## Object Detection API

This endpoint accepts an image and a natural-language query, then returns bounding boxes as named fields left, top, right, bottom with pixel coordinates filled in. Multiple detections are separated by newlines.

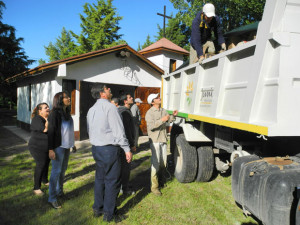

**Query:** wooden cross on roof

left=157, top=5, right=172, bottom=37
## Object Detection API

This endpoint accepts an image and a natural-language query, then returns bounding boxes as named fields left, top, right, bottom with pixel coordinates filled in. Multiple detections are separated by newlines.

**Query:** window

left=169, top=59, right=176, bottom=73
left=62, top=79, right=76, bottom=115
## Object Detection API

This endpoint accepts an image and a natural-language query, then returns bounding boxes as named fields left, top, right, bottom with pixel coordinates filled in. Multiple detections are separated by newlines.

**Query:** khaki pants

left=150, top=142, right=167, bottom=190
left=189, top=41, right=215, bottom=64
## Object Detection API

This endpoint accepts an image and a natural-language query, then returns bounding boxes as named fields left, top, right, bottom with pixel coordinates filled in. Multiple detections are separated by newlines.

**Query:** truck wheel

left=195, top=146, right=214, bottom=182
left=170, top=124, right=183, bottom=154
left=174, top=134, right=198, bottom=183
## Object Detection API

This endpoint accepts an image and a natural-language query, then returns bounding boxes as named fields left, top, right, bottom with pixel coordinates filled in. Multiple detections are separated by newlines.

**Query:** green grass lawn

left=0, top=136, right=259, bottom=225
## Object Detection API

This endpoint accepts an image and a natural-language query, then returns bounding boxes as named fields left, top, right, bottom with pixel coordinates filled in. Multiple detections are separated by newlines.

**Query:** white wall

left=65, top=54, right=162, bottom=87
left=17, top=86, right=31, bottom=124
left=146, top=54, right=165, bottom=71
left=17, top=80, right=59, bottom=124
left=144, top=50, right=185, bottom=74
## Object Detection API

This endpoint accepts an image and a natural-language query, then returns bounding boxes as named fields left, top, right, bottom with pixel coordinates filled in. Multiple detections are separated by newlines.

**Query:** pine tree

left=72, top=0, right=124, bottom=54
left=45, top=27, right=77, bottom=62
left=141, top=34, right=154, bottom=50
left=137, top=42, right=142, bottom=51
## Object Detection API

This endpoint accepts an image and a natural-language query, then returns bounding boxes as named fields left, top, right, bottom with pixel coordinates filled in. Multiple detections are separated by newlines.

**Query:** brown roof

left=139, top=38, right=189, bottom=55
left=5, top=44, right=164, bottom=83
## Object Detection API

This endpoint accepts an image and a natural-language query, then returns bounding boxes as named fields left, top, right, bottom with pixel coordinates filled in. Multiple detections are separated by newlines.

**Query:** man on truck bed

left=145, top=93, right=178, bottom=196
left=190, top=3, right=226, bottom=64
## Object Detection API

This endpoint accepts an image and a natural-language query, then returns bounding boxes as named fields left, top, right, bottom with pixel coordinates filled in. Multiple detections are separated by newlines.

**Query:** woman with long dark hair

left=28, top=103, right=50, bottom=195
left=47, top=92, right=75, bottom=209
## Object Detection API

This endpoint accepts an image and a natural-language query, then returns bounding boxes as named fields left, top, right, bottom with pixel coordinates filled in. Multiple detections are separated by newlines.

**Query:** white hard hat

left=147, top=93, right=159, bottom=104
left=203, top=3, right=215, bottom=17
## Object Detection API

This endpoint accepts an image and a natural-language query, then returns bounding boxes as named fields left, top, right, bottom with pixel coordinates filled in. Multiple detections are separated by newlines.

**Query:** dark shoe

left=122, top=188, right=135, bottom=195
left=49, top=201, right=61, bottom=209
left=93, top=210, right=103, bottom=218
left=103, top=213, right=114, bottom=222
left=57, top=192, right=64, bottom=197
left=71, top=147, right=77, bottom=153
left=103, top=214, right=125, bottom=223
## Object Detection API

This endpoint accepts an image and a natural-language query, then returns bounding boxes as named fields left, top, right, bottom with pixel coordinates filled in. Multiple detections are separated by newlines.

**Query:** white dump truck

left=162, top=0, right=300, bottom=224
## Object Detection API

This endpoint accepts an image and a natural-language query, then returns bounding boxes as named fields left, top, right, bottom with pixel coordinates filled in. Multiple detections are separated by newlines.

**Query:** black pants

left=29, top=149, right=50, bottom=190
left=120, top=149, right=131, bottom=191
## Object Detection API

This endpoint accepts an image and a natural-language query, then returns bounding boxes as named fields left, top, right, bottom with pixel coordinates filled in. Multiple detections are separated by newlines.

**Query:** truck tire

left=174, top=134, right=198, bottom=183
left=195, top=146, right=214, bottom=182
left=170, top=124, right=183, bottom=154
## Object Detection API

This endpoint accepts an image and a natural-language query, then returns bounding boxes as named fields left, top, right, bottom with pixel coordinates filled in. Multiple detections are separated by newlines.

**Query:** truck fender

left=181, top=123, right=212, bottom=142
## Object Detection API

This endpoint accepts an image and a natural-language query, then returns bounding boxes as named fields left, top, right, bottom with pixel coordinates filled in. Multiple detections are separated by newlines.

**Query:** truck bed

left=162, top=0, right=300, bottom=137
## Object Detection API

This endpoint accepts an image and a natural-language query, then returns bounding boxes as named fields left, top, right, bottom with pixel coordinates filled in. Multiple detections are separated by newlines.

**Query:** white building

left=7, top=40, right=188, bottom=139
left=139, top=37, right=189, bottom=74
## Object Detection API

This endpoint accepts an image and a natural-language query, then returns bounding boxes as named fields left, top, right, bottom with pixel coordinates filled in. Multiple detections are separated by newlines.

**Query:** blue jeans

left=48, top=147, right=70, bottom=202
left=92, top=145, right=121, bottom=219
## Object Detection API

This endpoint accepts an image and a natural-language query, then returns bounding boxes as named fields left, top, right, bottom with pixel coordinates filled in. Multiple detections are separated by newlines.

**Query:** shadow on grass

left=64, top=164, right=96, bottom=182
left=235, top=202, right=262, bottom=225
left=116, top=153, right=177, bottom=215
left=65, top=153, right=150, bottom=183
left=117, top=169, right=151, bottom=215
left=62, top=181, right=94, bottom=201
left=131, top=155, right=150, bottom=170
left=0, top=162, right=35, bottom=198
left=0, top=189, right=52, bottom=225
left=241, top=223, right=261, bottom=225
left=241, top=217, right=262, bottom=225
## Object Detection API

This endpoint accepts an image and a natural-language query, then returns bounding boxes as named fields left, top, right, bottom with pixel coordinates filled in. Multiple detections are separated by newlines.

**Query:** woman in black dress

left=28, top=103, right=50, bottom=195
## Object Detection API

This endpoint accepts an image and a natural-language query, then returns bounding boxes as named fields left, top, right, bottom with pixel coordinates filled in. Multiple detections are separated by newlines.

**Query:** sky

left=2, top=0, right=178, bottom=68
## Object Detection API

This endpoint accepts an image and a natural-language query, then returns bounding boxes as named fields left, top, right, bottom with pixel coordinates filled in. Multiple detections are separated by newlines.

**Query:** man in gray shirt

left=87, top=83, right=132, bottom=222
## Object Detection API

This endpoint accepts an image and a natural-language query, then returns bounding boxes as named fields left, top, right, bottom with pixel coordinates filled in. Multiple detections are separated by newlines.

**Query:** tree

left=38, top=59, right=46, bottom=65
left=72, top=0, right=124, bottom=54
left=137, top=42, right=142, bottom=51
left=155, top=13, right=190, bottom=51
left=0, top=1, right=34, bottom=107
left=169, top=0, right=266, bottom=33
left=140, top=34, right=154, bottom=50
left=44, top=27, right=77, bottom=62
